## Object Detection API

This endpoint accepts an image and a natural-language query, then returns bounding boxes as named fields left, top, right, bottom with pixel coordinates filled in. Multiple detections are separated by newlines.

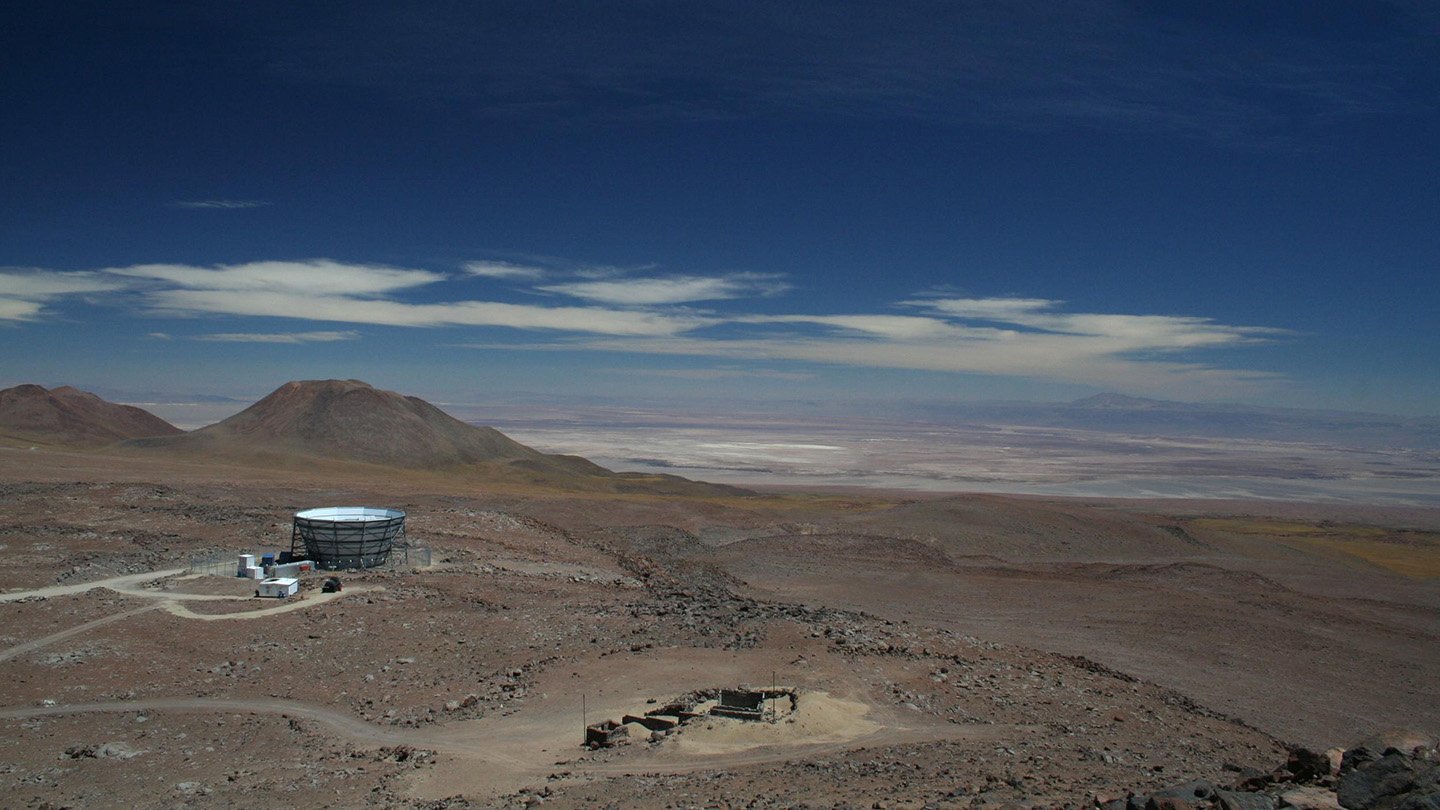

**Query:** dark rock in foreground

left=1114, top=734, right=1438, bottom=810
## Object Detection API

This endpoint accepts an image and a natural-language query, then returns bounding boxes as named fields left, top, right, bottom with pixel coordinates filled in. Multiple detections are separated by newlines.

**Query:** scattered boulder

left=1279, top=786, right=1340, bottom=810
left=1154, top=781, right=1220, bottom=802
left=1215, top=789, right=1274, bottom=810
left=1110, top=733, right=1438, bottom=810
left=173, top=781, right=212, bottom=796
left=1341, top=731, right=1439, bottom=776
left=95, top=742, right=144, bottom=760
left=1326, top=750, right=1346, bottom=778
left=1336, top=750, right=1439, bottom=810
left=61, top=741, right=145, bottom=760
left=1288, top=748, right=1335, bottom=783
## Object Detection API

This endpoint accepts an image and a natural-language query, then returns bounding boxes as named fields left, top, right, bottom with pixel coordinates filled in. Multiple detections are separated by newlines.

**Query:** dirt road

left=0, top=569, right=188, bottom=602
left=0, top=568, right=381, bottom=667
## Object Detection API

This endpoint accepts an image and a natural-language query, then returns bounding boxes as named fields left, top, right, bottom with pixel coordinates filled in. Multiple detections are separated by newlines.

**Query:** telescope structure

left=291, top=506, right=406, bottom=570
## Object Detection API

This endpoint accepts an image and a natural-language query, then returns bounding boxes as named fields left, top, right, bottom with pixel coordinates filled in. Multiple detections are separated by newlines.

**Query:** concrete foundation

left=584, top=719, right=629, bottom=748
left=623, top=713, right=679, bottom=731
left=583, top=685, right=803, bottom=748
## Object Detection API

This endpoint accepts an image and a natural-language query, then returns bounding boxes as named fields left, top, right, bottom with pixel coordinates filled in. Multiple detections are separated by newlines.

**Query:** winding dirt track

left=0, top=604, right=161, bottom=664
left=0, top=698, right=420, bottom=747
left=157, top=586, right=376, bottom=620
left=0, top=569, right=188, bottom=603
left=0, top=567, right=1035, bottom=799
left=0, top=569, right=379, bottom=667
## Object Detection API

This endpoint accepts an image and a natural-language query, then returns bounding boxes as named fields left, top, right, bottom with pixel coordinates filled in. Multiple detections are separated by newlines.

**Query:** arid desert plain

left=0, top=381, right=1436, bottom=809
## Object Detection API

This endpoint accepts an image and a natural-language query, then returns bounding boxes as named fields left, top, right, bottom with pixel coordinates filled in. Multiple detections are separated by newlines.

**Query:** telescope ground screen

left=292, top=507, right=406, bottom=570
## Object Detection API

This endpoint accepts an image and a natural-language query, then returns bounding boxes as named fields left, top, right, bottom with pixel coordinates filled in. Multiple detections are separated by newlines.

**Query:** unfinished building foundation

left=582, top=685, right=803, bottom=748
left=710, top=686, right=797, bottom=720
left=584, top=719, right=629, bottom=748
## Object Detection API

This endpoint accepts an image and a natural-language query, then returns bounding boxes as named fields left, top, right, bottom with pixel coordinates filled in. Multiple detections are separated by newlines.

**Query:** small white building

left=257, top=577, right=299, bottom=598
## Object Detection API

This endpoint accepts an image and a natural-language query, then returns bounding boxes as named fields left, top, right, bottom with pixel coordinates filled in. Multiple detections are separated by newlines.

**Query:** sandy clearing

left=669, top=692, right=879, bottom=756
left=404, top=637, right=1022, bottom=800
left=0, top=690, right=1024, bottom=802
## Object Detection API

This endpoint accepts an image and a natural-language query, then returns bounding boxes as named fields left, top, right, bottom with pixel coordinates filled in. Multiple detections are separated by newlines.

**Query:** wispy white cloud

left=519, top=295, right=1289, bottom=397
left=108, top=260, right=442, bottom=296
left=0, top=298, right=43, bottom=322
left=171, top=199, right=272, bottom=210
left=737, top=313, right=969, bottom=341
left=559, top=331, right=1283, bottom=398
left=194, top=330, right=361, bottom=344
left=0, top=268, right=130, bottom=321
left=0, top=270, right=126, bottom=298
left=146, top=287, right=713, bottom=335
left=463, top=260, right=548, bottom=280
left=909, top=297, right=1286, bottom=351
left=146, top=332, right=174, bottom=340
left=910, top=297, right=1059, bottom=321
left=6, top=260, right=719, bottom=336
left=540, top=273, right=789, bottom=304
left=3, top=259, right=1289, bottom=397
left=605, top=366, right=815, bottom=381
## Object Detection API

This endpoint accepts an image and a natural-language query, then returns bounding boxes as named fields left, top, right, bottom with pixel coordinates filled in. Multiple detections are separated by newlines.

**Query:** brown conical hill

left=179, top=378, right=561, bottom=469
left=128, top=379, right=745, bottom=495
left=0, top=384, right=183, bottom=447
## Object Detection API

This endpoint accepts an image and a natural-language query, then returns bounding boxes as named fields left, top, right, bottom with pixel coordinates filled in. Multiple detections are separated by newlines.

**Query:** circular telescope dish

left=292, top=506, right=406, bottom=570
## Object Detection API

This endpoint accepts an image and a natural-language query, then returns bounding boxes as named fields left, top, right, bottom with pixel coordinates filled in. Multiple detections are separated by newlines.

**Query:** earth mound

left=127, top=379, right=747, bottom=495
left=0, top=384, right=182, bottom=446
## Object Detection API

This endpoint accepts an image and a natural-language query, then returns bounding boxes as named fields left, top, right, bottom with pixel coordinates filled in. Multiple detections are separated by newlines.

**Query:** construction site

left=585, top=685, right=799, bottom=748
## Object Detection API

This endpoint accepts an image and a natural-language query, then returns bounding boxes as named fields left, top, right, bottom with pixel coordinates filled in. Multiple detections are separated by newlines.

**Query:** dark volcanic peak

left=0, top=384, right=182, bottom=446
left=130, top=379, right=745, bottom=494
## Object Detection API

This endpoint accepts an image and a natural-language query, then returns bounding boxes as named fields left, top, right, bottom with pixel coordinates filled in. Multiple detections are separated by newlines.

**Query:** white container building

left=258, top=578, right=299, bottom=598
left=269, top=561, right=313, bottom=579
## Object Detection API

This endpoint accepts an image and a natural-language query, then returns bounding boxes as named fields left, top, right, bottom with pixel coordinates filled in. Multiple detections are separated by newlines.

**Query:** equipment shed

left=258, top=577, right=299, bottom=598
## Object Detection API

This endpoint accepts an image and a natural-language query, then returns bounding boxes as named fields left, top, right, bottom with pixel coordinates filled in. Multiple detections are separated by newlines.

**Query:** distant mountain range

left=458, top=390, right=1440, bottom=451
left=917, top=393, right=1440, bottom=450
left=0, top=384, right=182, bottom=446
left=129, top=378, right=612, bottom=471
left=96, top=379, right=744, bottom=495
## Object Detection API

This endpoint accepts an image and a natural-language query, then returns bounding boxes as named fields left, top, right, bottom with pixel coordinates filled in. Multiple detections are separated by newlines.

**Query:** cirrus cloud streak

left=194, top=330, right=361, bottom=344
left=3, top=259, right=1290, bottom=397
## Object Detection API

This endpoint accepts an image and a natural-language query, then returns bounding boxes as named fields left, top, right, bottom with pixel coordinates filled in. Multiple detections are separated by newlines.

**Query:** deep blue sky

left=2, top=2, right=1437, bottom=415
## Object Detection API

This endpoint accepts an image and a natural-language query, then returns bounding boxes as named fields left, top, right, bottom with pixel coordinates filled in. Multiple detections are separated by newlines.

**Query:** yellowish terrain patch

left=1192, top=518, right=1440, bottom=579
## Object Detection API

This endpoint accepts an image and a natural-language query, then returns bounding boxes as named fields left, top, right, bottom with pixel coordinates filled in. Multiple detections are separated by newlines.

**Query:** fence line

left=189, top=545, right=431, bottom=575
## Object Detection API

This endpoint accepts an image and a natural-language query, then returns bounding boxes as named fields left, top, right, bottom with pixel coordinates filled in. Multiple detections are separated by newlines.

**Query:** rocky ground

left=0, top=447, right=1435, bottom=808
